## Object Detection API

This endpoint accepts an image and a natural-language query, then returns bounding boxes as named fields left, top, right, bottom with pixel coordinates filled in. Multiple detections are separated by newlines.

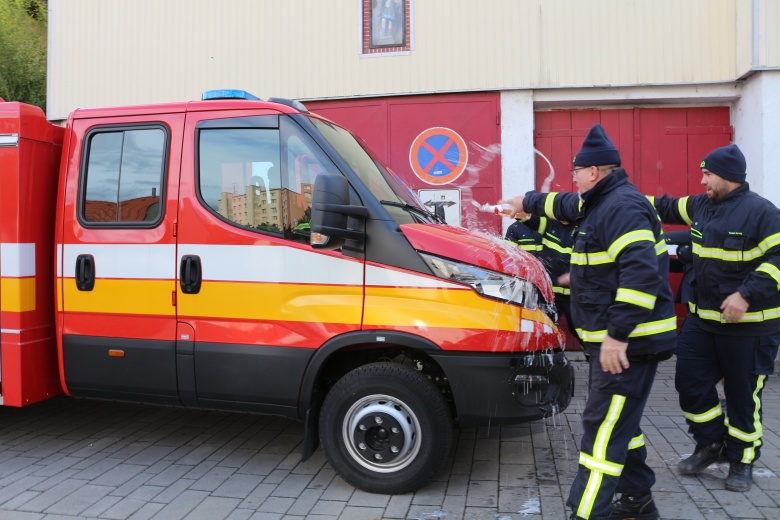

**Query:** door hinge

left=172, top=291, right=177, bottom=306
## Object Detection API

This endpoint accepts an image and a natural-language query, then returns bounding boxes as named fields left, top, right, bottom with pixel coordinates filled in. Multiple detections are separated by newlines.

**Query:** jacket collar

left=713, top=181, right=750, bottom=204
left=581, top=168, right=628, bottom=207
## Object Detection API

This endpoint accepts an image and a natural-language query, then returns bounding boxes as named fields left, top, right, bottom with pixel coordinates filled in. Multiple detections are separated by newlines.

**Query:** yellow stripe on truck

left=179, top=281, right=364, bottom=323
left=364, top=287, right=538, bottom=330
left=61, top=276, right=545, bottom=331
left=62, top=279, right=176, bottom=316
left=0, top=277, right=36, bottom=312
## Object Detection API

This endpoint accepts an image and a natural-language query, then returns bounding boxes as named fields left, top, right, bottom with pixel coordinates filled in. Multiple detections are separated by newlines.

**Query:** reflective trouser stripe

left=628, top=434, right=645, bottom=450
left=683, top=402, right=723, bottom=423
left=577, top=394, right=626, bottom=519
left=725, top=374, right=766, bottom=464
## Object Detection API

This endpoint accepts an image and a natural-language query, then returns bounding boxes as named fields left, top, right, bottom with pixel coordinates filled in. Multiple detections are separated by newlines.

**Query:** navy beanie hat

left=701, top=144, right=746, bottom=183
left=573, top=124, right=622, bottom=167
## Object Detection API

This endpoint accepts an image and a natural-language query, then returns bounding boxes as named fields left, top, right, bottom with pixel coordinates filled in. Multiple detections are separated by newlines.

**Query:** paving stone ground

left=0, top=352, right=778, bottom=519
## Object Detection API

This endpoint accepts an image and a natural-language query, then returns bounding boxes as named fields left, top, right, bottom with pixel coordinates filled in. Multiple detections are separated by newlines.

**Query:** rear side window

left=197, top=116, right=337, bottom=243
left=80, top=125, right=167, bottom=225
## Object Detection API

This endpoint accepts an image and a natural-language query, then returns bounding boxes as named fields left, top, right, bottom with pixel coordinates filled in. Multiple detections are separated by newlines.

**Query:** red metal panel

left=303, top=100, right=389, bottom=163
left=0, top=102, right=64, bottom=406
left=307, top=93, right=502, bottom=234
left=534, top=110, right=637, bottom=193
left=535, top=107, right=731, bottom=199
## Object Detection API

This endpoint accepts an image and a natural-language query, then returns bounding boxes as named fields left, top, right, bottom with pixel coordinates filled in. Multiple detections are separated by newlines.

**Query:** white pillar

left=500, top=90, right=535, bottom=235
left=734, top=70, right=780, bottom=206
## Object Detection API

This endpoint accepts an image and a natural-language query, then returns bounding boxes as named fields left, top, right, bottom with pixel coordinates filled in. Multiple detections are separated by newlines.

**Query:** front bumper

left=429, top=350, right=574, bottom=427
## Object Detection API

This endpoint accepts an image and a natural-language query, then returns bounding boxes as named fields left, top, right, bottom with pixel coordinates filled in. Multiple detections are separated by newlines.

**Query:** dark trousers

left=567, top=354, right=659, bottom=520
left=675, top=317, right=777, bottom=463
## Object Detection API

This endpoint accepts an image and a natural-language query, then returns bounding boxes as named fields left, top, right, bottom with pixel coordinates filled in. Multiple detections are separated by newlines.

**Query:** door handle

left=180, top=255, right=202, bottom=294
left=75, top=254, right=95, bottom=291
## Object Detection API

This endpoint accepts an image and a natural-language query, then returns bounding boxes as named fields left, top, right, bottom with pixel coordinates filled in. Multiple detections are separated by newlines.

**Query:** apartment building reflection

left=218, top=182, right=313, bottom=233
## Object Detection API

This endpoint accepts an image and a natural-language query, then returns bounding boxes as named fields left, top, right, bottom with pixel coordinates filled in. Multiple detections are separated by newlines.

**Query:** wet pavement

left=0, top=352, right=778, bottom=519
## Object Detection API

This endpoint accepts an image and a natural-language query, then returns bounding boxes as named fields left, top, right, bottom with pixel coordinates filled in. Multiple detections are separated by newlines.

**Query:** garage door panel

left=308, top=93, right=502, bottom=234
left=687, top=106, right=730, bottom=126
left=306, top=102, right=389, bottom=162
left=642, top=109, right=688, bottom=196
left=571, top=110, right=600, bottom=129
left=657, top=133, right=689, bottom=196
left=535, top=107, right=732, bottom=201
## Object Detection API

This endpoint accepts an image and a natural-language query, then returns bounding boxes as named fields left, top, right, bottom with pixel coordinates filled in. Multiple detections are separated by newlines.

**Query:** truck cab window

left=82, top=127, right=166, bottom=225
left=198, top=117, right=338, bottom=243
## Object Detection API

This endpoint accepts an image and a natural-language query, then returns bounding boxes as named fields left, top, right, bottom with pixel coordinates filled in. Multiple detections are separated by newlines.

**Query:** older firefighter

left=503, top=123, right=676, bottom=520
left=651, top=144, right=780, bottom=492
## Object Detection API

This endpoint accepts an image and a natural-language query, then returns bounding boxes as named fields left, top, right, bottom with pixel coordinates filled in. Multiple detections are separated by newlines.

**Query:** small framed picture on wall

left=370, top=0, right=405, bottom=48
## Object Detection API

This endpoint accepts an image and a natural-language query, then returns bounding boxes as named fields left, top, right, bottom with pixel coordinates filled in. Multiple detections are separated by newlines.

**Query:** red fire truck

left=0, top=90, right=573, bottom=494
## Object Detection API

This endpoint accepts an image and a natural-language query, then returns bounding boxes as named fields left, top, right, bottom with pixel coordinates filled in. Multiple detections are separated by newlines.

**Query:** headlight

left=419, top=252, right=538, bottom=310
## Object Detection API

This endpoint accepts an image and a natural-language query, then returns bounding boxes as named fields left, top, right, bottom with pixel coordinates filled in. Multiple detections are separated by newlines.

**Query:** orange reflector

left=310, top=232, right=329, bottom=246
left=108, top=349, right=125, bottom=357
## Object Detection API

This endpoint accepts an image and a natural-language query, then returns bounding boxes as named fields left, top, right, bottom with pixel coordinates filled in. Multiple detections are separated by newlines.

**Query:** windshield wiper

left=379, top=200, right=440, bottom=222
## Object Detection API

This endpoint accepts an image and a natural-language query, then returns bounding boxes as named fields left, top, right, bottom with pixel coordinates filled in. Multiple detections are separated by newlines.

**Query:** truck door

left=59, top=114, right=184, bottom=404
left=175, top=111, right=364, bottom=416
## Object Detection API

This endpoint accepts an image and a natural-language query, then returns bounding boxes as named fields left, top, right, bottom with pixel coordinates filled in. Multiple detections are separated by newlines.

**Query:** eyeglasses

left=570, top=167, right=587, bottom=177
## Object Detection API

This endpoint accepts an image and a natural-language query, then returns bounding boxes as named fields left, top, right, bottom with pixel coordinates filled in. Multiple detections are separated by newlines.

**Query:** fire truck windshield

left=307, top=117, right=430, bottom=218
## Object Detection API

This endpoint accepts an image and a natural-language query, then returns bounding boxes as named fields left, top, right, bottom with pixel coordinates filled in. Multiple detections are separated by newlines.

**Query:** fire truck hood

left=400, top=224, right=555, bottom=303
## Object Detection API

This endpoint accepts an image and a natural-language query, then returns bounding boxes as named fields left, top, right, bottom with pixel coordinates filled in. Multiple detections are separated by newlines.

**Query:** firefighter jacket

left=522, top=215, right=574, bottom=301
left=505, top=220, right=542, bottom=253
left=651, top=183, right=780, bottom=336
left=524, top=169, right=677, bottom=356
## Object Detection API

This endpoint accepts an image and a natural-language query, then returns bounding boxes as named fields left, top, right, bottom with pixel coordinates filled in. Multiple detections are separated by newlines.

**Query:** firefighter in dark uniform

left=503, top=124, right=676, bottom=520
left=651, top=144, right=780, bottom=492
left=507, top=215, right=582, bottom=348
left=504, top=218, right=542, bottom=253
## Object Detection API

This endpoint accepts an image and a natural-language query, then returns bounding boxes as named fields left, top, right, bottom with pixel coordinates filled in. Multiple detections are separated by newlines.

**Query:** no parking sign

left=409, top=127, right=468, bottom=185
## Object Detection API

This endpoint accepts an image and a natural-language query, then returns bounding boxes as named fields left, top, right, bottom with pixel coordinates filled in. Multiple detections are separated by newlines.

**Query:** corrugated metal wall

left=763, top=0, right=780, bottom=66
left=48, top=0, right=778, bottom=120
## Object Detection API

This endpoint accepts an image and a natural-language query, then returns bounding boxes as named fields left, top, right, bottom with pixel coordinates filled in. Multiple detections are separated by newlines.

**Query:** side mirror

left=310, top=173, right=367, bottom=250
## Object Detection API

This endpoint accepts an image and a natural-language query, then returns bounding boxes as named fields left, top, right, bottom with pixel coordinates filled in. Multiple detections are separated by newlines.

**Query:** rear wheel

left=319, top=362, right=453, bottom=494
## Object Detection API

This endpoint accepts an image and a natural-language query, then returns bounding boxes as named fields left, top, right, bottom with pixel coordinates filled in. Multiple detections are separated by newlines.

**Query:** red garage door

left=534, top=107, right=732, bottom=199
left=535, top=107, right=733, bottom=328
left=306, top=93, right=502, bottom=234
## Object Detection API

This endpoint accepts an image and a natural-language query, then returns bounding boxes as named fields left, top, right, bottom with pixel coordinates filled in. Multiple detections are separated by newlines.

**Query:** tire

left=319, top=362, right=454, bottom=494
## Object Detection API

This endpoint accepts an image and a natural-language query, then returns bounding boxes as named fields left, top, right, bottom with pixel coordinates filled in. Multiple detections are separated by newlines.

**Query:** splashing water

left=459, top=142, right=502, bottom=232
left=466, top=142, right=502, bottom=177
left=409, top=511, right=449, bottom=519
left=535, top=147, right=556, bottom=193
left=518, top=497, right=541, bottom=516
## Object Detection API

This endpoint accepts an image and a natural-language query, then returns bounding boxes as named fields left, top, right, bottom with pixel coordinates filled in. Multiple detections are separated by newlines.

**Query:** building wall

left=496, top=76, right=780, bottom=223
left=47, top=0, right=780, bottom=121
left=735, top=70, right=780, bottom=201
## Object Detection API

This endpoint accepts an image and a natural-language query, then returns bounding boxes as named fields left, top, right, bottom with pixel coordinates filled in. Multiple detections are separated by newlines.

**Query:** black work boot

left=725, top=462, right=753, bottom=492
left=678, top=441, right=724, bottom=474
left=607, top=491, right=659, bottom=520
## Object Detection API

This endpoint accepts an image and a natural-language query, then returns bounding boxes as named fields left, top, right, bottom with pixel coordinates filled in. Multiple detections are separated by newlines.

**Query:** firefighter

left=652, top=144, right=780, bottom=492
left=504, top=218, right=542, bottom=253
left=507, top=215, right=582, bottom=348
left=502, top=123, right=676, bottom=520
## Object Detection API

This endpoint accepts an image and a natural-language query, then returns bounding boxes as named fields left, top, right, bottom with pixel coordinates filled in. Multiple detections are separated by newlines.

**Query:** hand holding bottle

left=497, top=195, right=530, bottom=219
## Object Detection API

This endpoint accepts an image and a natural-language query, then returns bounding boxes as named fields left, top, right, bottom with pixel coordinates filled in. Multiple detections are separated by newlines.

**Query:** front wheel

left=319, top=362, right=453, bottom=494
